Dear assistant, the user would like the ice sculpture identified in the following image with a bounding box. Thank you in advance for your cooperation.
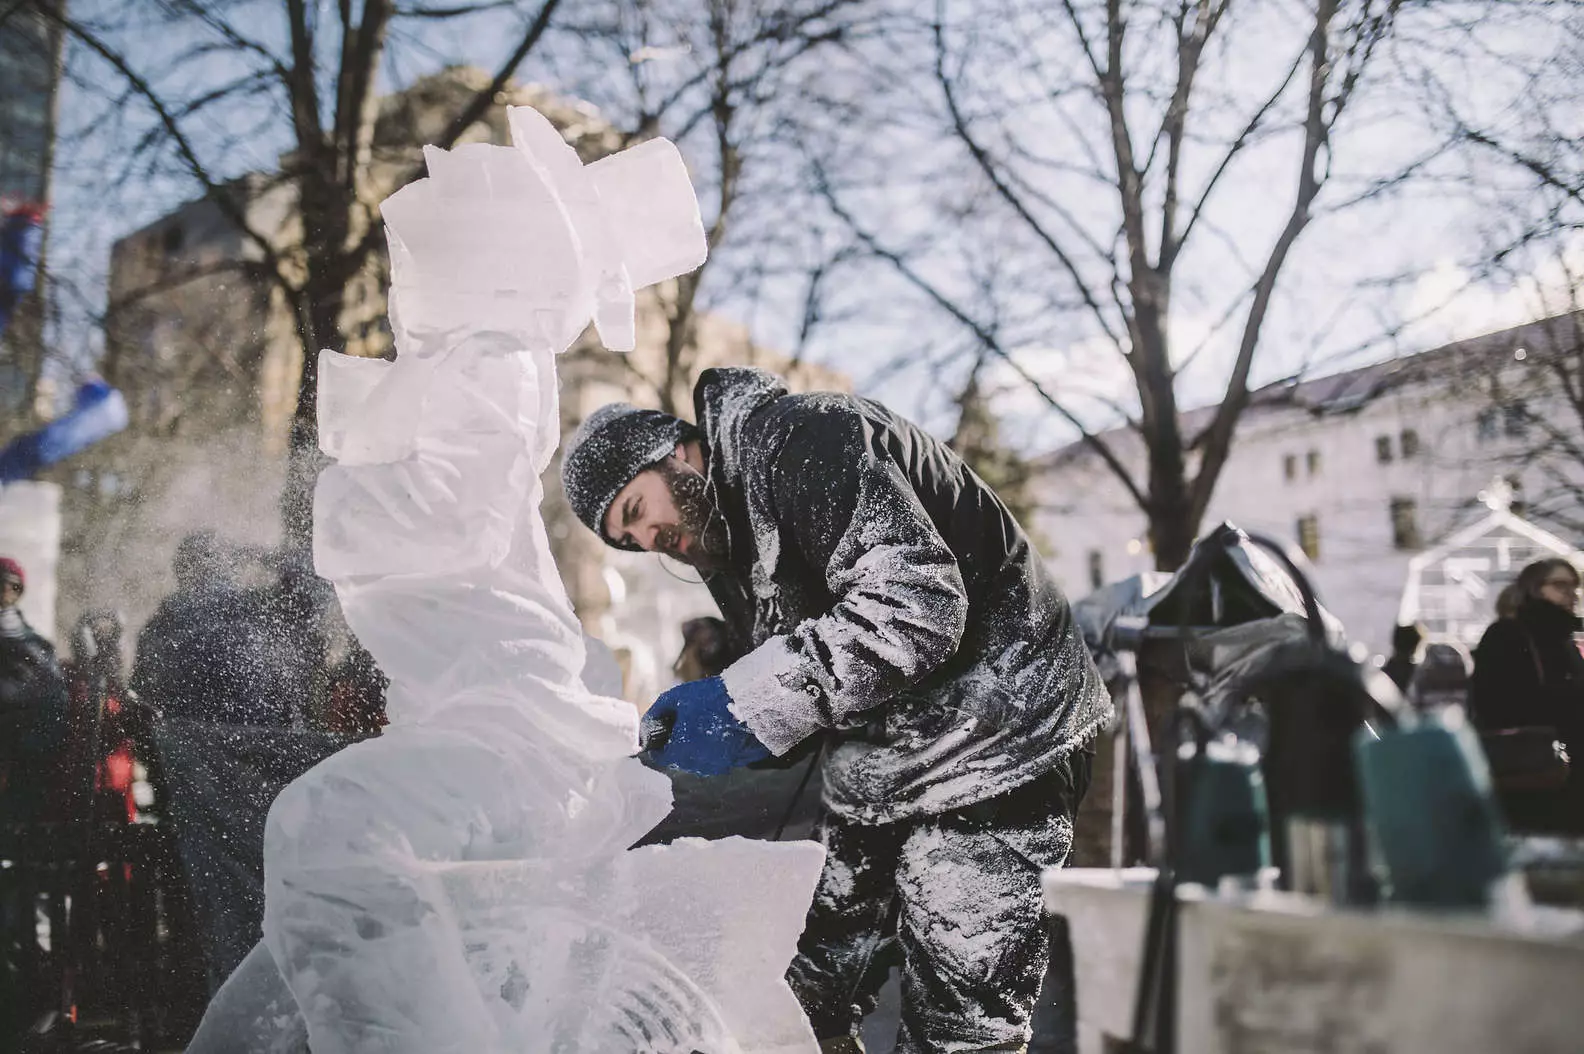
[188,107,825,1053]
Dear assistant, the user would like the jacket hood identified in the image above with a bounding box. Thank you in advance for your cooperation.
[694,367,789,473]
[693,367,791,603]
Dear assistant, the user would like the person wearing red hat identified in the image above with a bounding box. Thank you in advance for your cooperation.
[0,556,23,601]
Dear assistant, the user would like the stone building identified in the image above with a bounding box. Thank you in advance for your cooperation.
[62,69,845,698]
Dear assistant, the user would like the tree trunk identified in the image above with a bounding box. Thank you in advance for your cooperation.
[280,240,348,561]
[1130,274,1197,571]
[1147,490,1196,572]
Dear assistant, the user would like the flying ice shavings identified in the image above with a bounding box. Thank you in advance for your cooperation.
[187,105,824,1054]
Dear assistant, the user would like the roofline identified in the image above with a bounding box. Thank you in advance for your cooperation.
[1041,310,1584,464]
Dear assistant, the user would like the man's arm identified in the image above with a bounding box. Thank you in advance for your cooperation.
[720,414,969,755]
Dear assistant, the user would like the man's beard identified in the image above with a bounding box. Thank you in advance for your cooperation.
[657,458,730,571]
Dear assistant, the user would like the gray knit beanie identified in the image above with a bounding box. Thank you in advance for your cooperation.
[561,402,699,550]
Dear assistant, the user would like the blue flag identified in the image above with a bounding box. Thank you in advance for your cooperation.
[0,379,130,485]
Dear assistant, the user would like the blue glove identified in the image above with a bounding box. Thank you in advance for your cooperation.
[640,676,772,777]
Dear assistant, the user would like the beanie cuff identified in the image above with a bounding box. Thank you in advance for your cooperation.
[560,404,698,548]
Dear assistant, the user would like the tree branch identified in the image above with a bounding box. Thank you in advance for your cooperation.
[814,162,1148,509]
[1188,0,1344,526]
[931,4,1123,349]
[39,7,287,284]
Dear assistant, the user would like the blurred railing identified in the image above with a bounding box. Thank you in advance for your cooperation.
[1,818,205,1052]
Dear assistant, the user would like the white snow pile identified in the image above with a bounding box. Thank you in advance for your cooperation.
[187,105,825,1054]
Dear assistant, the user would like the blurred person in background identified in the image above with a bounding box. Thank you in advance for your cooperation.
[0,556,68,1040]
[0,556,69,821]
[1472,557,1583,833]
[1382,622,1425,693]
[131,532,290,727]
[58,611,148,825]
[323,640,388,737]
[672,616,737,683]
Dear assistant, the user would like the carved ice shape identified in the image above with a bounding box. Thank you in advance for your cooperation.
[188,106,822,1054]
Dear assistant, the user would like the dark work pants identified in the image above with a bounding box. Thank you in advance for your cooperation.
[788,748,1093,1052]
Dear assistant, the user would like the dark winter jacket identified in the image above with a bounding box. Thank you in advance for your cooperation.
[132,584,294,727]
[696,367,1111,824]
[1472,598,1584,756]
[0,608,69,814]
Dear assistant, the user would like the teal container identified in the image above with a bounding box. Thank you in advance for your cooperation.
[1179,739,1271,887]
[1354,714,1509,908]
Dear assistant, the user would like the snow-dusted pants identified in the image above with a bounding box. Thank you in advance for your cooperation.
[788,748,1092,1052]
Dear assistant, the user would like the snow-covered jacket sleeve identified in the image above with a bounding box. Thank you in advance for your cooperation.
[720,415,970,754]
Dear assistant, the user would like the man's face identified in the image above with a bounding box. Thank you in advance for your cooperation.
[603,456,729,571]
[0,575,21,610]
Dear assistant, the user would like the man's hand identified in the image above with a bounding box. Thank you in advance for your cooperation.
[639,676,772,777]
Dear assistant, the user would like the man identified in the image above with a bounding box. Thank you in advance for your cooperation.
[561,367,1111,1053]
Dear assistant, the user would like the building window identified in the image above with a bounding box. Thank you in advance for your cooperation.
[1505,400,1529,438]
[1087,550,1105,591]
[1375,435,1394,464]
[1283,454,1297,482]
[1390,497,1421,551]
[1476,409,1497,442]
[1399,428,1419,459]
[1306,449,1322,477]
[1296,514,1321,561]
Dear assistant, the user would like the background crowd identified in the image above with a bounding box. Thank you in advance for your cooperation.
[1,538,1580,1050]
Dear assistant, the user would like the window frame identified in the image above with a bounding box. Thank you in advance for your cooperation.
[1389,497,1421,551]
[1296,513,1321,561]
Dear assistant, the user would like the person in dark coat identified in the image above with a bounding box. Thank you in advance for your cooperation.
[561,367,1111,1053]
[131,532,291,727]
[0,556,69,822]
[1382,622,1424,693]
[673,616,735,683]
[58,611,147,825]
[1471,557,1584,833]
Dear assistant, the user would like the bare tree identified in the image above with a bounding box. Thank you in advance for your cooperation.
[1478,312,1584,535]
[556,0,874,414]
[35,0,566,556]
[805,0,1413,569]
[1411,3,1584,533]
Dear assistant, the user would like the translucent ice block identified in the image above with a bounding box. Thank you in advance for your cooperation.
[189,105,820,1054]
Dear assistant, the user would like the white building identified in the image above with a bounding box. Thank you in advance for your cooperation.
[1033,315,1584,651]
